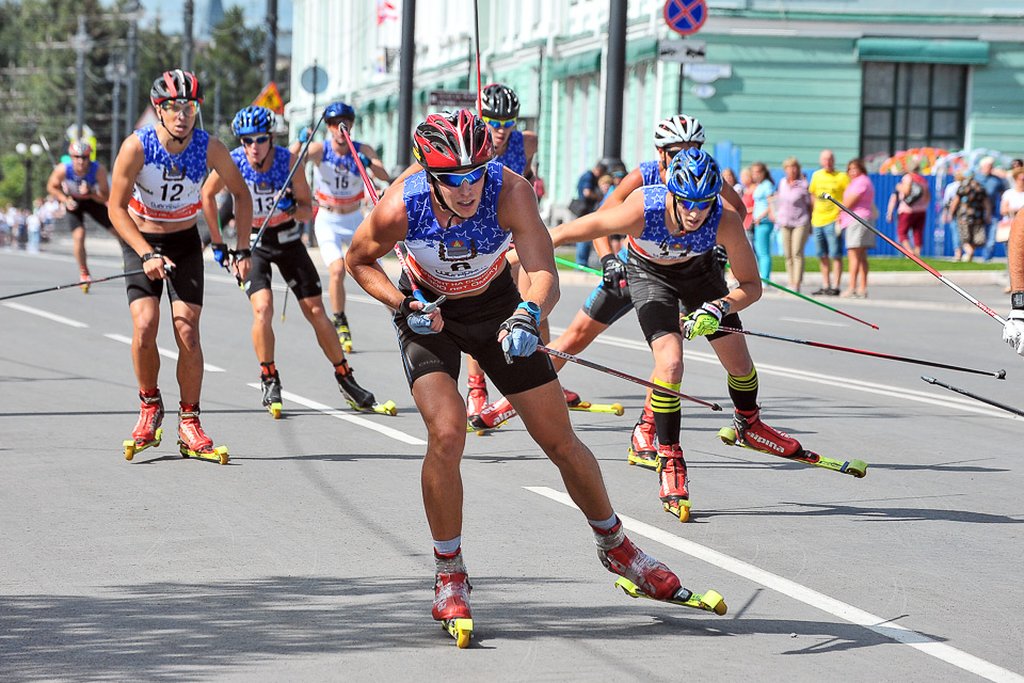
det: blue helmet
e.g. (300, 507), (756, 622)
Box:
(231, 106), (274, 136)
(324, 101), (356, 122)
(666, 148), (722, 201)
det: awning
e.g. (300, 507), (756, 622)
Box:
(549, 48), (602, 80)
(857, 38), (989, 65)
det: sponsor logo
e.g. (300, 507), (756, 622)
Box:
(747, 431), (784, 453)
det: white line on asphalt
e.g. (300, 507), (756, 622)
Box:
(554, 328), (1019, 421)
(104, 333), (226, 372)
(526, 486), (1024, 683)
(3, 302), (89, 328)
(247, 383), (426, 446)
(779, 316), (848, 327)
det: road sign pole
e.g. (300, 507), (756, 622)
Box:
(677, 63), (684, 114)
(310, 59), (318, 132)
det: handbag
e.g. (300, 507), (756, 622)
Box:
(996, 218), (1012, 243)
(568, 197), (590, 217)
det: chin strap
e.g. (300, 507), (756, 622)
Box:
(159, 117), (195, 145)
(429, 178), (473, 229)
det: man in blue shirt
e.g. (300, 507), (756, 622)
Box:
(977, 156), (1007, 261)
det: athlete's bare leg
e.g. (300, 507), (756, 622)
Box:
(299, 294), (348, 365)
(129, 296), (161, 390)
(169, 300), (204, 404)
(412, 372), (468, 540)
(249, 288), (276, 363)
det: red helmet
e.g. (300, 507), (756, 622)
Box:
(68, 141), (92, 157)
(150, 69), (204, 105)
(412, 109), (493, 172)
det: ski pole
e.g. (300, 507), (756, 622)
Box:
(718, 325), (1006, 379)
(280, 279), (295, 322)
(0, 269), (145, 301)
(252, 111), (327, 250)
(759, 276), (879, 330)
(824, 193), (1006, 326)
(921, 375), (1024, 418)
(537, 345), (722, 411)
(554, 255), (602, 276)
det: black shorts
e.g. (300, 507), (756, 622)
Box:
(626, 248), (742, 344)
(392, 266), (557, 395)
(245, 222), (323, 300)
(122, 226), (205, 306)
(582, 280), (633, 326)
(67, 199), (113, 231)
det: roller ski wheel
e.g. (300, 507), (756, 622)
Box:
(627, 446), (659, 470)
(338, 330), (353, 354)
(123, 428), (163, 461)
(267, 403), (282, 419)
(442, 618), (473, 649)
(717, 426), (868, 478)
(345, 399), (398, 416)
(260, 373), (283, 419)
(178, 442), (230, 465)
(569, 401), (625, 416)
(663, 498), (691, 523)
(79, 271), (91, 294)
(615, 577), (727, 615)
(177, 404), (228, 464)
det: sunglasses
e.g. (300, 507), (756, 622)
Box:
(326, 118), (353, 128)
(240, 135), (271, 146)
(158, 99), (200, 115)
(673, 195), (716, 211)
(70, 155), (90, 160)
(431, 166), (487, 188)
(483, 116), (516, 129)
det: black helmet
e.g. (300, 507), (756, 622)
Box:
(481, 83), (520, 119)
(150, 69), (204, 104)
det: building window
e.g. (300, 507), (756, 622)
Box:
(860, 62), (967, 159)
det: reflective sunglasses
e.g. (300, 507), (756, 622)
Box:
(431, 166), (487, 188)
(483, 116), (516, 129)
(70, 155), (90, 160)
(240, 135), (271, 146)
(158, 99), (200, 115)
(673, 194), (716, 211)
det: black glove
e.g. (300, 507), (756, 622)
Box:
(600, 254), (627, 293)
(712, 244), (729, 267)
(230, 248), (252, 264)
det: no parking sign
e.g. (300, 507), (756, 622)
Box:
(664, 0), (708, 36)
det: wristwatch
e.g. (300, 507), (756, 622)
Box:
(141, 252), (161, 263)
(516, 301), (542, 324)
(714, 298), (731, 315)
(1012, 291), (1024, 310)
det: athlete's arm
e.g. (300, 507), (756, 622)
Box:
(108, 135), (155, 259)
(346, 180), (412, 311)
(549, 189), (646, 248)
(289, 151), (314, 223)
(93, 165), (111, 203)
(291, 140), (323, 166)
(522, 131), (538, 180)
(208, 139), (253, 250)
(200, 170), (228, 244)
(716, 209), (762, 312)
(46, 164), (71, 206)
(720, 182), (746, 222)
(1010, 207), (1024, 292)
(358, 143), (392, 184)
(590, 169), (644, 258)
(500, 171), (558, 318)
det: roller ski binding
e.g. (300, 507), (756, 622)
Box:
(123, 390), (164, 461)
(564, 387), (624, 416)
(627, 408), (658, 470)
(176, 403), (229, 464)
(79, 268), (92, 294)
(718, 407), (867, 478)
(594, 518), (685, 602)
(433, 551), (473, 649)
(657, 444), (691, 522)
(335, 361), (397, 415)
(615, 577), (727, 615)
(260, 371), (283, 419)
(468, 396), (515, 435)
(334, 313), (353, 353)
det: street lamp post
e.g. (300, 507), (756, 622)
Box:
(15, 142), (44, 211)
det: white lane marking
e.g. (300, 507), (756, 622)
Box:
(3, 302), (89, 328)
(247, 383), (425, 446)
(553, 328), (1019, 421)
(779, 316), (848, 327)
(104, 333), (226, 372)
(526, 486), (1024, 683)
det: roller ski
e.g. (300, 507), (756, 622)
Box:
(433, 551), (473, 649)
(79, 269), (92, 294)
(563, 387), (623, 415)
(176, 403), (229, 464)
(615, 577), (727, 615)
(260, 371), (283, 419)
(627, 408), (658, 470)
(657, 444), (691, 522)
(717, 407), (867, 478)
(594, 517), (688, 603)
(335, 361), (397, 415)
(123, 390), (164, 461)
(334, 313), (353, 353)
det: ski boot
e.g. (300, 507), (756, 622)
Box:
(79, 268), (92, 294)
(657, 444), (691, 522)
(123, 390), (164, 460)
(627, 407), (658, 469)
(565, 387), (625, 416)
(177, 403), (229, 464)
(433, 550), (473, 648)
(335, 361), (397, 415)
(593, 518), (682, 601)
(468, 396), (516, 435)
(261, 371), (283, 419)
(465, 373), (488, 425)
(334, 313), (353, 353)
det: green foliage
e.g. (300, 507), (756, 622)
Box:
(0, 154), (30, 208)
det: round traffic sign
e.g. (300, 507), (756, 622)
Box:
(300, 65), (329, 95)
(664, 0), (708, 37)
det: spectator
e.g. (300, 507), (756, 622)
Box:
(886, 162), (930, 257)
(26, 204), (42, 254)
(840, 158), (876, 298)
(721, 167), (738, 194)
(739, 166), (755, 244)
(0, 204), (10, 248)
(774, 157), (813, 292)
(808, 149), (849, 295)
(976, 156), (1007, 261)
(949, 171), (991, 262)
(998, 167), (1024, 292)
(941, 172), (965, 261)
(572, 159), (608, 266)
(749, 161), (775, 281)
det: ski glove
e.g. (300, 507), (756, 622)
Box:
(1003, 310), (1024, 357)
(498, 305), (541, 358)
(276, 195), (296, 216)
(601, 254), (627, 294)
(683, 300), (726, 340)
(712, 244), (729, 268)
(211, 243), (229, 268)
(400, 296), (438, 335)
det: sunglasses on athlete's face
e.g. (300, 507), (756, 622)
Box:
(483, 116), (516, 130)
(71, 155), (89, 160)
(674, 194), (716, 211)
(240, 135), (271, 147)
(158, 99), (200, 115)
(431, 166), (487, 188)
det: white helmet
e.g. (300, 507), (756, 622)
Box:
(653, 114), (706, 148)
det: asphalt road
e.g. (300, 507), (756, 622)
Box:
(2, 235), (1022, 682)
